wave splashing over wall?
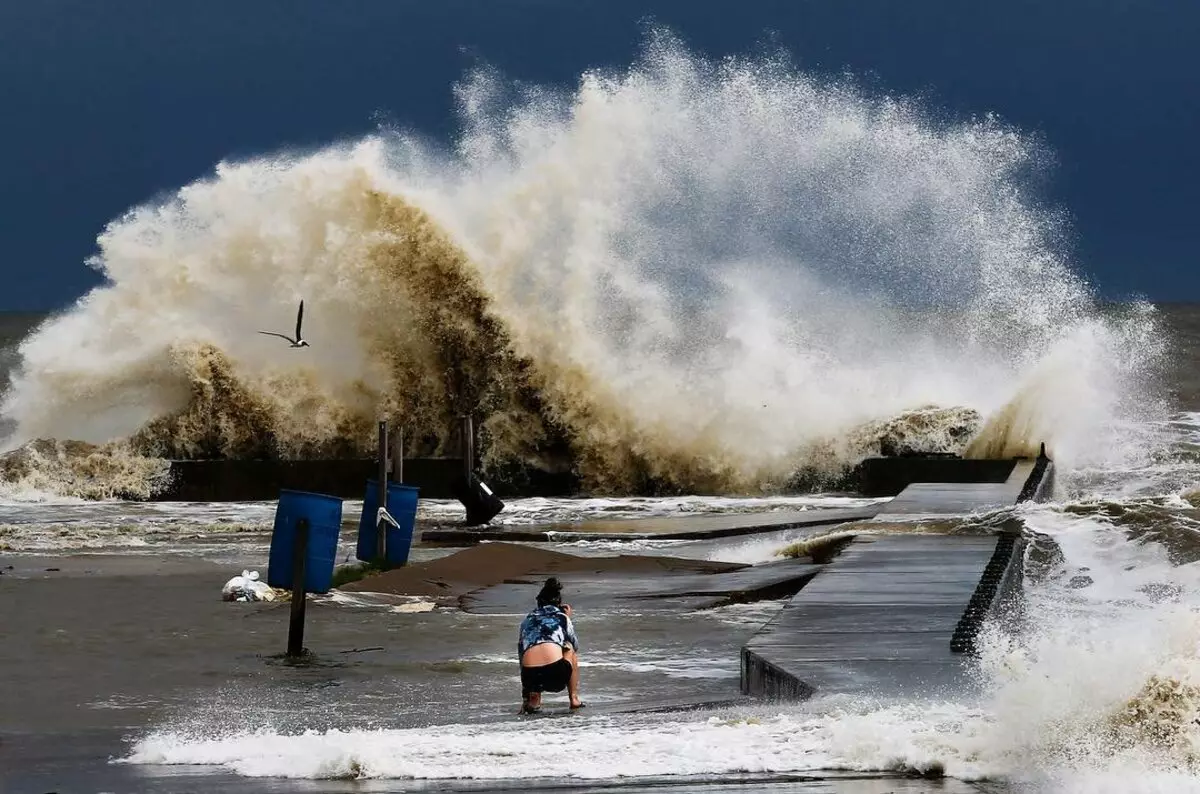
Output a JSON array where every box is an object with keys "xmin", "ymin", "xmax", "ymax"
[{"xmin": 0, "ymin": 32, "xmax": 1163, "ymax": 495}]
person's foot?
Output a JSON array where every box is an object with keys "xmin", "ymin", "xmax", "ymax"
[
  {"xmin": 520, "ymin": 692, "xmax": 542, "ymax": 714},
  {"xmin": 569, "ymin": 698, "xmax": 586, "ymax": 709}
]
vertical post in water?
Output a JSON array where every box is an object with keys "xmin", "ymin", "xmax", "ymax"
[
  {"xmin": 376, "ymin": 420, "xmax": 388, "ymax": 562},
  {"xmin": 287, "ymin": 517, "xmax": 309, "ymax": 657},
  {"xmin": 462, "ymin": 414, "xmax": 474, "ymax": 480}
]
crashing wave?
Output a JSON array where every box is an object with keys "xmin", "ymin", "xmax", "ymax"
[
  {"xmin": 0, "ymin": 438, "xmax": 171, "ymax": 500},
  {"xmin": 0, "ymin": 33, "xmax": 1164, "ymax": 497}
]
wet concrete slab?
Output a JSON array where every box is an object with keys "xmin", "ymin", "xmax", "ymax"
[
  {"xmin": 645, "ymin": 559, "xmax": 821, "ymax": 598},
  {"xmin": 792, "ymin": 579, "xmax": 992, "ymax": 604},
  {"xmin": 750, "ymin": 603, "xmax": 965, "ymax": 635},
  {"xmin": 745, "ymin": 630, "xmax": 952, "ymax": 658},
  {"xmin": 806, "ymin": 572, "xmax": 990, "ymax": 589},
  {"xmin": 462, "ymin": 558, "xmax": 822, "ymax": 614},
  {"xmin": 870, "ymin": 462, "xmax": 1034, "ymax": 521},
  {"xmin": 840, "ymin": 538, "xmax": 1000, "ymax": 556},
  {"xmin": 741, "ymin": 534, "xmax": 1002, "ymax": 699},
  {"xmin": 822, "ymin": 559, "xmax": 1000, "ymax": 574},
  {"xmin": 422, "ymin": 506, "xmax": 883, "ymax": 544}
]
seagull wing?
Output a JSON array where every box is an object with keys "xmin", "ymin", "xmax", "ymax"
[
  {"xmin": 295, "ymin": 300, "xmax": 305, "ymax": 340},
  {"xmin": 257, "ymin": 331, "xmax": 296, "ymax": 343}
]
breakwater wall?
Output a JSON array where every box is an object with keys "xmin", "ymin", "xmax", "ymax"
[
  {"xmin": 149, "ymin": 453, "xmax": 1032, "ymax": 503},
  {"xmin": 153, "ymin": 457, "xmax": 582, "ymax": 501},
  {"xmin": 152, "ymin": 458, "xmax": 464, "ymax": 500}
]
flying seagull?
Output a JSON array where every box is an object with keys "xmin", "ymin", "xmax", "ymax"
[{"xmin": 258, "ymin": 300, "xmax": 310, "ymax": 348}]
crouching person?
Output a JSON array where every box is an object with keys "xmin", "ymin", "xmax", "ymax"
[{"xmin": 517, "ymin": 577, "xmax": 584, "ymax": 714}]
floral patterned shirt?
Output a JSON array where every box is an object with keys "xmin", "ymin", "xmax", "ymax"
[{"xmin": 517, "ymin": 605, "xmax": 579, "ymax": 658}]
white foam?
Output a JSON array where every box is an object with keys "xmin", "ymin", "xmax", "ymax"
[
  {"xmin": 702, "ymin": 529, "xmax": 832, "ymax": 565},
  {"xmin": 690, "ymin": 598, "xmax": 788, "ymax": 627},
  {"xmin": 0, "ymin": 502, "xmax": 275, "ymax": 552},
  {"xmin": 122, "ymin": 704, "xmax": 989, "ymax": 780},
  {"xmin": 321, "ymin": 591, "xmax": 437, "ymax": 612}
]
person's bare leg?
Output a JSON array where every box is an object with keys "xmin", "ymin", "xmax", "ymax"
[{"xmin": 563, "ymin": 648, "xmax": 583, "ymax": 708}]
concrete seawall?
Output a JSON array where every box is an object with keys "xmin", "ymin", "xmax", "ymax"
[
  {"xmin": 149, "ymin": 452, "xmax": 1041, "ymax": 503},
  {"xmin": 151, "ymin": 458, "xmax": 577, "ymax": 501},
  {"xmin": 153, "ymin": 458, "xmax": 463, "ymax": 500}
]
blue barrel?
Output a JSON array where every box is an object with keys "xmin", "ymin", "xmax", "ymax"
[
  {"xmin": 356, "ymin": 480, "xmax": 420, "ymax": 566},
  {"xmin": 266, "ymin": 490, "xmax": 344, "ymax": 594}
]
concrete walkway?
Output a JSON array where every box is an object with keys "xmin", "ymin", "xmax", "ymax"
[
  {"xmin": 741, "ymin": 455, "xmax": 1048, "ymax": 700},
  {"xmin": 870, "ymin": 461, "xmax": 1035, "ymax": 521},
  {"xmin": 741, "ymin": 534, "xmax": 1013, "ymax": 699}
]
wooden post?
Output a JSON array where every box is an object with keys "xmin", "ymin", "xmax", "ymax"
[
  {"xmin": 462, "ymin": 415, "xmax": 474, "ymax": 478},
  {"xmin": 376, "ymin": 420, "xmax": 388, "ymax": 562},
  {"xmin": 287, "ymin": 517, "xmax": 309, "ymax": 657}
]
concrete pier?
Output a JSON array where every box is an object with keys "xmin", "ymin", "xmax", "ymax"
[
  {"xmin": 740, "ymin": 453, "xmax": 1049, "ymax": 700},
  {"xmin": 741, "ymin": 532, "xmax": 1026, "ymax": 699}
]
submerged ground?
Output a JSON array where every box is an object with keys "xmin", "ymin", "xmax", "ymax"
[
  {"xmin": 4, "ymin": 477, "xmax": 1200, "ymax": 793},
  {"xmin": 10, "ymin": 497, "xmax": 966, "ymax": 793}
]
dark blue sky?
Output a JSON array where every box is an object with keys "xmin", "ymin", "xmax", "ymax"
[{"xmin": 1, "ymin": 0, "xmax": 1196, "ymax": 310}]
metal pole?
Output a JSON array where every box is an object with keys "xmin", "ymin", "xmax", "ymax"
[
  {"xmin": 287, "ymin": 518, "xmax": 309, "ymax": 657},
  {"xmin": 376, "ymin": 420, "xmax": 388, "ymax": 562},
  {"xmin": 462, "ymin": 415, "xmax": 474, "ymax": 478},
  {"xmin": 394, "ymin": 427, "xmax": 403, "ymax": 483}
]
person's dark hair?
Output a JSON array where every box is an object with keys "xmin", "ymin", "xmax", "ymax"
[{"xmin": 536, "ymin": 577, "xmax": 563, "ymax": 608}]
